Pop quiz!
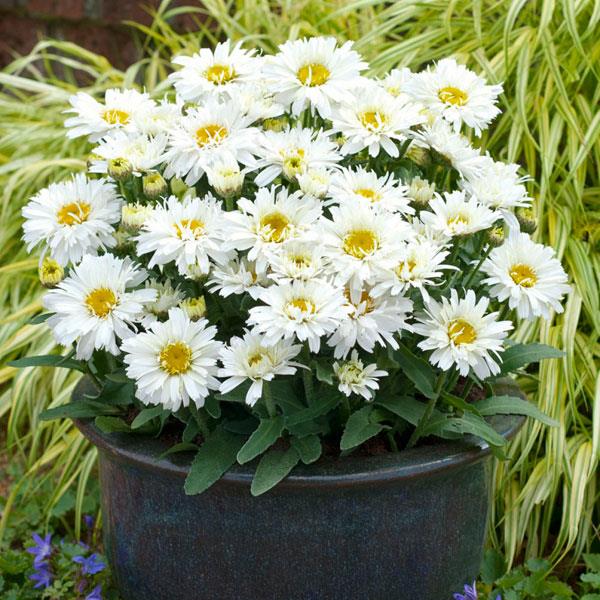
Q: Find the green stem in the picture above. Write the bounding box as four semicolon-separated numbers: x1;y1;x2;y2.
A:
262;381;277;417
406;371;448;448
463;244;492;289
387;430;399;452
461;377;476;401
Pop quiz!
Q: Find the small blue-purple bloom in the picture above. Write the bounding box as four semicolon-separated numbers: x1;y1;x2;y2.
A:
83;514;95;529
453;582;501;600
73;552;106;575
29;564;52;589
85;584;103;600
26;533;52;567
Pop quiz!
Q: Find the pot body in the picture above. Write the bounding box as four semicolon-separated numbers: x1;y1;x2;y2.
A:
75;381;524;600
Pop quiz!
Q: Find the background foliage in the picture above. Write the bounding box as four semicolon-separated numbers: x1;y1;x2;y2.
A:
1;0;598;576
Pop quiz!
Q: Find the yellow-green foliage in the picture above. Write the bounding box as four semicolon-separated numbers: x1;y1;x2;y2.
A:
1;0;598;566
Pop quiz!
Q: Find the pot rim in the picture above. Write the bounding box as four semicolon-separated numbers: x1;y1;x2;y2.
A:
73;377;525;488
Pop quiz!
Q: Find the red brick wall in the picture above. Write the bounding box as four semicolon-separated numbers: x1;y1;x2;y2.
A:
0;0;198;68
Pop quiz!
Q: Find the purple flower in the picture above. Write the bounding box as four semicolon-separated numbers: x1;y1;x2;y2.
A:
454;581;478;600
73;553;106;575
85;584;103;600
26;533;52;567
83;514;95;529
29;564;52;589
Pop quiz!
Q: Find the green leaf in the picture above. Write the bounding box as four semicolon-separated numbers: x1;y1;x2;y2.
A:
223;417;259;435
216;381;250;403
250;447;300;496
583;554;600;573
313;360;333;384
499;343;564;373
285;390;341;426
237;416;284;464
481;548;507;585
290;435;322;464
40;400;120;421
29;312;51;324
455;412;506;447
8;354;86;372
182;419;200;443
94;416;131;433
340;406;384;451
441;391;482;415
204;395;221;419
131;406;168;429
474;395;558;427
184;426;245;495
159;442;199;459
376;395;430;425
395;343;435;398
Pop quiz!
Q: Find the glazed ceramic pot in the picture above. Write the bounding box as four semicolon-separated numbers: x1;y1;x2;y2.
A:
74;379;524;600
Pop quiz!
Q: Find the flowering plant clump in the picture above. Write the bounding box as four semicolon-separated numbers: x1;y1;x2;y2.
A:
14;37;569;495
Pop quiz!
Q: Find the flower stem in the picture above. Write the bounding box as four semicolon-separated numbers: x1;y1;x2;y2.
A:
463;244;492;289
406;371;447;448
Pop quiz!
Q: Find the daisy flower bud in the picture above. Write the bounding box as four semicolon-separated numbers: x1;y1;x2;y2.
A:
262;117;288;132
107;157;132;181
142;172;167;199
121;202;153;231
297;168;331;199
516;207;537;234
206;157;244;199
179;296;207;321
486;225;505;248
408;176;436;208
405;144;431;168
38;257;64;288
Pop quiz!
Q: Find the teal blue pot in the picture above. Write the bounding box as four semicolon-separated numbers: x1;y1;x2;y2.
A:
74;379;524;600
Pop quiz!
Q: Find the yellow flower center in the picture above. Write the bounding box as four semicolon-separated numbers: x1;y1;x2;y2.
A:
438;86;469;106
291;254;311;268
196;124;228;147
448;318;477;345
394;259;417;280
285;297;316;317
297;63;330;86
103;108;130;125
342;229;380;259
204;64;236;84
247;349;270;368
85;287;117;319
344;288;375;313
338;362;364;385
359;111;387;132
57;201;91;226
260;211;291;243
510;263;537;288
173;218;205;239
448;213;470;231
355;188;380;202
159;341;193;375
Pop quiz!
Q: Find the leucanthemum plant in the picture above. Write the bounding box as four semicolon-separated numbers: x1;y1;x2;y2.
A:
14;37;569;497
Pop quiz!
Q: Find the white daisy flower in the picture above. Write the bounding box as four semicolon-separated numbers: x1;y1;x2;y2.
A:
141;279;185;326
121;308;222;411
330;86;426;157
64;89;155;142
236;82;285;122
333;350;388;401
371;239;452;301
43;254;155;360
121;202;154;232
223;186;322;271
481;231;570;320
89;131;168;176
218;331;302;406
248;279;350;352
169;40;261;102
320;202;413;290
407;176;436;208
131;97;183;136
419;190;497;238
381;67;415;100
263;37;367;118
297;168;331;199
411;120;489;180
207;257;269;300
327;287;413;358
326;166;414;215
135;194;228;277
22;174;121;266
413;289;513;379
405;58;503;135
460;158;531;210
163;97;256;185
253;126;342;187
267;240;328;283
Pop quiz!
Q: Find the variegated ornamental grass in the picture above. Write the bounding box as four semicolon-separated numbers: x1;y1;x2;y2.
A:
0;0;598;568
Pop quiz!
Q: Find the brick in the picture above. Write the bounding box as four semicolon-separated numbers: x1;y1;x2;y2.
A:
28;0;86;20
0;14;47;66
99;0;153;25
